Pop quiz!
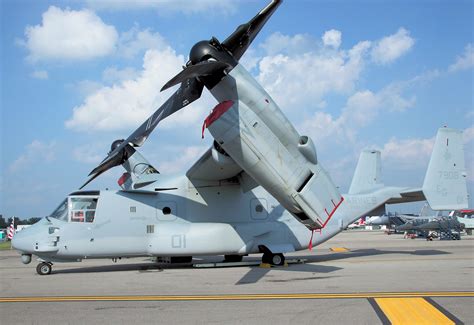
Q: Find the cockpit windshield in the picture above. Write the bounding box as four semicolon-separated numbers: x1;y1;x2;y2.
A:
48;196;99;223
49;199;68;221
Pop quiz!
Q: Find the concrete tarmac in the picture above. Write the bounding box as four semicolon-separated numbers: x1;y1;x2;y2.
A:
1;230;473;324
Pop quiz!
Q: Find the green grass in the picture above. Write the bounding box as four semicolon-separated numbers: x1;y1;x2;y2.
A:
0;241;12;250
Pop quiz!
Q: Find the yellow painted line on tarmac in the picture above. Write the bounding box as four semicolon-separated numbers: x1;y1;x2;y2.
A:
0;291;473;303
330;247;349;252
375;297;455;325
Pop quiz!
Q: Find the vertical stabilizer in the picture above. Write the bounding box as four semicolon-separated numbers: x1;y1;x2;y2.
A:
349;150;383;194
422;128;468;210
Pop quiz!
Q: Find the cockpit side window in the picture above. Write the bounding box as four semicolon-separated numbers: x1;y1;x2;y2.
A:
49;199;68;221
70;197;98;223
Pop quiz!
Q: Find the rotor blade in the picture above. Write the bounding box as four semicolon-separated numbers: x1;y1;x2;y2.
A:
82;78;204;188
79;145;130;189
222;0;282;61
161;61;229;92
88;150;125;177
79;168;107;190
131;77;204;147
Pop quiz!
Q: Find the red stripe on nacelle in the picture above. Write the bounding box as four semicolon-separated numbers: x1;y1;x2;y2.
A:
202;100;234;138
118;172;130;187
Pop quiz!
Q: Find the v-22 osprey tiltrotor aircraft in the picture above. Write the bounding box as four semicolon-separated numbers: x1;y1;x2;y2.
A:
12;0;469;275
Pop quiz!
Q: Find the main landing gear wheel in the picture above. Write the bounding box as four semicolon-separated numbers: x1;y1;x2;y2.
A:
270;253;285;266
259;245;286;266
36;262;52;275
261;252;285;266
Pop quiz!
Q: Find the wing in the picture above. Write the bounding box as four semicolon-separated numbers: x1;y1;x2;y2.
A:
186;146;259;192
186;147;242;182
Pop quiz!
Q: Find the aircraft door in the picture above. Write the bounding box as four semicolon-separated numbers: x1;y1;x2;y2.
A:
156;201;178;221
68;196;99;255
250;198;268;220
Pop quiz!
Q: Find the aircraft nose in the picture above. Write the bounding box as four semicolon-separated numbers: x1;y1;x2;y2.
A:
11;230;31;252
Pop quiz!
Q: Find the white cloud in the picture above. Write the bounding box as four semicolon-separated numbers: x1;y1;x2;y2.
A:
239;48;260;71
464;125;474;144
158;145;208;174
31;70;48;79
73;144;105;164
70;80;104;97
9;140;56;172
65;46;210;132
381;136;435;169
300;84;415;147
102;67;140;84
117;26;168;59
256;32;371;110
85;0;237;14
371;28;415;64
449;43;474;72
22;6;118;62
322;29;342;49
260;32;316;56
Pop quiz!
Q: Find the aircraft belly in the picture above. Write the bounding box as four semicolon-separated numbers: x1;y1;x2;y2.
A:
146;222;292;255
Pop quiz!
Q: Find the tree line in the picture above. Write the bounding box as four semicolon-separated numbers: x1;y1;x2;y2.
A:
0;215;42;229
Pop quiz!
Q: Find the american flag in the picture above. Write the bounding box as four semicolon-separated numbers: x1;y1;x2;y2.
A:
7;219;15;240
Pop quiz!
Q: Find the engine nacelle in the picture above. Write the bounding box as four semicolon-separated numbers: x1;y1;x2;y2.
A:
207;65;343;229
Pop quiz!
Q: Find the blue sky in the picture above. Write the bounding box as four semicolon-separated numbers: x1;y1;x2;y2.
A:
1;0;473;218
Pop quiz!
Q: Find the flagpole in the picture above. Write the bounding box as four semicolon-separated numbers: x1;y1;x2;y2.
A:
9;217;14;250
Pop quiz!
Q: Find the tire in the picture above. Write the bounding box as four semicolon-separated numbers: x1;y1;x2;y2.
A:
271;253;285;266
36;262;52;275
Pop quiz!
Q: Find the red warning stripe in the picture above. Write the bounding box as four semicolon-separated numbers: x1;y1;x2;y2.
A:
202;100;234;138
117;172;130;187
308;196;344;251
322;196;344;228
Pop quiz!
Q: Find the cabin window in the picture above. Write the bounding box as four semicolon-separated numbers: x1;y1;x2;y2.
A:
70;197;98;223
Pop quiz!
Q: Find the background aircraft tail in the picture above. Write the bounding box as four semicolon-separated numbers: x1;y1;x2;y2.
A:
348;127;468;211
422;127;468;210
348;149;384;195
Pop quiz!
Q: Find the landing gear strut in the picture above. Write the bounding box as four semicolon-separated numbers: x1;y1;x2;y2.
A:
259;245;286;266
36;262;52;275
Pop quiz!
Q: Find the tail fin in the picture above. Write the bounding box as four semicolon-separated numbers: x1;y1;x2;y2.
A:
422;127;468;210
348;149;384;194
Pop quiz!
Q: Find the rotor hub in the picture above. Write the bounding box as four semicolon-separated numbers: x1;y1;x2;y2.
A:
189;40;218;64
110;139;125;153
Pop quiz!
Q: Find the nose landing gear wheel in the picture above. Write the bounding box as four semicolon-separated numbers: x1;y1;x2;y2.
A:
36;262;52;275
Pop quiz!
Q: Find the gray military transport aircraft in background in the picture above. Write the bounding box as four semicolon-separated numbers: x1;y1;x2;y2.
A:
11;0;469;275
